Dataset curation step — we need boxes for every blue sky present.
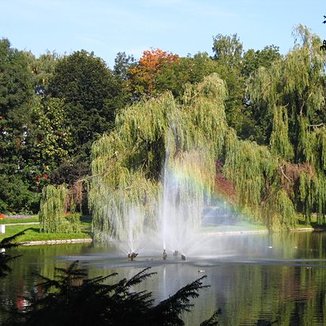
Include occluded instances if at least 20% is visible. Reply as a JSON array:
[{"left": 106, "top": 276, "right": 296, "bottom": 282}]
[{"left": 0, "top": 0, "right": 325, "bottom": 68}]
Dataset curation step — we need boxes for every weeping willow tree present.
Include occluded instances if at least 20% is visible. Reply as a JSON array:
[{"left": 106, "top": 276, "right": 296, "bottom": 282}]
[
  {"left": 89, "top": 27, "right": 326, "bottom": 237},
  {"left": 247, "top": 25, "right": 326, "bottom": 225},
  {"left": 270, "top": 105, "right": 294, "bottom": 160},
  {"left": 297, "top": 127, "right": 326, "bottom": 224},
  {"left": 89, "top": 74, "right": 230, "bottom": 240},
  {"left": 39, "top": 184, "right": 81, "bottom": 233}
]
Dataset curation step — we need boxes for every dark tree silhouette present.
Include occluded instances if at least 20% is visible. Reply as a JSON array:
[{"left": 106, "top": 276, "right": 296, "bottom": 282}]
[
  {"left": 0, "top": 229, "right": 29, "bottom": 278},
  {"left": 5, "top": 261, "right": 220, "bottom": 326}
]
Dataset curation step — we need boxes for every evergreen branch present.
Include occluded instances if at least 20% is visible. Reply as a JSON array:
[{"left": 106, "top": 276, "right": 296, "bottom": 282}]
[
  {"left": 0, "top": 230, "right": 30, "bottom": 278},
  {"left": 200, "top": 308, "right": 221, "bottom": 326},
  {"left": 124, "top": 266, "right": 157, "bottom": 287},
  {"left": 147, "top": 275, "right": 209, "bottom": 325}
]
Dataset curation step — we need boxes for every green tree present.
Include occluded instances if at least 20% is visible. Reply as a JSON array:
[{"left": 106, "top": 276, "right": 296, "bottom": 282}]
[
  {"left": 128, "top": 48, "right": 179, "bottom": 100},
  {"left": 48, "top": 50, "right": 123, "bottom": 159},
  {"left": 155, "top": 52, "right": 220, "bottom": 100},
  {"left": 320, "top": 15, "right": 326, "bottom": 50},
  {"left": 211, "top": 34, "right": 282, "bottom": 142},
  {"left": 39, "top": 184, "right": 81, "bottom": 233},
  {"left": 211, "top": 34, "right": 247, "bottom": 137},
  {"left": 247, "top": 25, "right": 326, "bottom": 223},
  {"left": 242, "top": 45, "right": 281, "bottom": 77},
  {"left": 248, "top": 25, "right": 325, "bottom": 161},
  {"left": 0, "top": 39, "right": 38, "bottom": 213},
  {"left": 0, "top": 173, "right": 39, "bottom": 213},
  {"left": 113, "top": 51, "right": 135, "bottom": 81},
  {"left": 26, "top": 50, "right": 59, "bottom": 96},
  {"left": 25, "top": 97, "right": 73, "bottom": 179},
  {"left": 240, "top": 45, "right": 282, "bottom": 143},
  {"left": 89, "top": 74, "right": 229, "bottom": 239},
  {"left": 212, "top": 33, "right": 243, "bottom": 66}
]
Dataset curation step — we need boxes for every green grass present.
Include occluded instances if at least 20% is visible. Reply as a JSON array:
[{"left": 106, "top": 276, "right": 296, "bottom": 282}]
[
  {"left": 0, "top": 216, "right": 39, "bottom": 224},
  {"left": 0, "top": 220, "right": 92, "bottom": 243}
]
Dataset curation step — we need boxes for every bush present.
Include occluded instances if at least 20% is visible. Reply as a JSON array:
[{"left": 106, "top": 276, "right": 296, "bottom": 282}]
[{"left": 56, "top": 213, "right": 82, "bottom": 233}]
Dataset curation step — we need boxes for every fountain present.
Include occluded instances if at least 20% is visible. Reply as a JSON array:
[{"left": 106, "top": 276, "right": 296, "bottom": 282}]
[
  {"left": 111, "top": 149, "right": 230, "bottom": 261},
  {"left": 157, "top": 152, "right": 209, "bottom": 260},
  {"left": 89, "top": 74, "right": 237, "bottom": 260}
]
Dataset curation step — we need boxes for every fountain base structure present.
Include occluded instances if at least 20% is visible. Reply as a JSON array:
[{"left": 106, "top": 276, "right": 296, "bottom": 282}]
[{"left": 128, "top": 252, "right": 138, "bottom": 261}]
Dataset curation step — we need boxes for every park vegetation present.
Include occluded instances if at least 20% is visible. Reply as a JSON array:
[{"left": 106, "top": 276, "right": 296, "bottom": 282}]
[{"left": 1, "top": 25, "right": 326, "bottom": 233}]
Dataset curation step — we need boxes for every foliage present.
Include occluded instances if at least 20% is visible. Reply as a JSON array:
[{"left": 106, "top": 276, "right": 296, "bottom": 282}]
[
  {"left": 269, "top": 105, "right": 294, "bottom": 160},
  {"left": 5, "top": 262, "right": 219, "bottom": 326},
  {"left": 39, "top": 185, "right": 81, "bottom": 233},
  {"left": 0, "top": 39, "right": 34, "bottom": 119},
  {"left": 128, "top": 48, "right": 179, "bottom": 99},
  {"left": 241, "top": 45, "right": 281, "bottom": 78},
  {"left": 48, "top": 50, "right": 117, "bottom": 113},
  {"left": 89, "top": 74, "right": 229, "bottom": 239},
  {"left": 0, "top": 38, "right": 38, "bottom": 213},
  {"left": 25, "top": 50, "right": 59, "bottom": 95},
  {"left": 0, "top": 27, "right": 326, "bottom": 227},
  {"left": 222, "top": 131, "right": 293, "bottom": 228},
  {"left": 113, "top": 52, "right": 136, "bottom": 80},
  {"left": 154, "top": 52, "right": 220, "bottom": 100},
  {"left": 91, "top": 61, "right": 326, "bottom": 230},
  {"left": 48, "top": 159, "right": 90, "bottom": 187},
  {"left": 212, "top": 33, "right": 243, "bottom": 67},
  {"left": 321, "top": 15, "right": 326, "bottom": 50},
  {"left": 47, "top": 50, "right": 124, "bottom": 161},
  {"left": 211, "top": 34, "right": 250, "bottom": 139},
  {"left": 247, "top": 25, "right": 326, "bottom": 224},
  {"left": 27, "top": 97, "right": 73, "bottom": 172},
  {"left": 0, "top": 173, "right": 40, "bottom": 213},
  {"left": 212, "top": 35, "right": 282, "bottom": 142}
]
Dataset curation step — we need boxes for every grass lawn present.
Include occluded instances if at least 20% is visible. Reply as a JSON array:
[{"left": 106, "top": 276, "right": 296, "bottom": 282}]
[
  {"left": 0, "top": 217, "right": 92, "bottom": 242},
  {"left": 0, "top": 216, "right": 39, "bottom": 224}
]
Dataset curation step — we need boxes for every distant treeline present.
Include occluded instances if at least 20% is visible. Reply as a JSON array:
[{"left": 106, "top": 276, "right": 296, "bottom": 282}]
[{"left": 1, "top": 25, "right": 326, "bottom": 228}]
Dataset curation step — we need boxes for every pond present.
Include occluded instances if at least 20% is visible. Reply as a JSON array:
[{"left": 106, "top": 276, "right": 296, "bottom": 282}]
[{"left": 1, "top": 231, "right": 326, "bottom": 325}]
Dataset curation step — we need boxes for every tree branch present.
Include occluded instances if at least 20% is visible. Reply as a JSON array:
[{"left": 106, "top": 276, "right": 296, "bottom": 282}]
[{"left": 279, "top": 165, "right": 292, "bottom": 183}]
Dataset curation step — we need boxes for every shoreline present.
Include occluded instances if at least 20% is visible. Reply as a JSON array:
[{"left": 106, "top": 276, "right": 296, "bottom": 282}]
[
  {"left": 17, "top": 227, "right": 319, "bottom": 246},
  {"left": 20, "top": 238, "right": 93, "bottom": 246}
]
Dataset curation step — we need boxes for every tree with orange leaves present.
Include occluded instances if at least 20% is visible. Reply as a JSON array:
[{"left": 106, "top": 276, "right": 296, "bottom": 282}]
[{"left": 129, "top": 48, "right": 179, "bottom": 99}]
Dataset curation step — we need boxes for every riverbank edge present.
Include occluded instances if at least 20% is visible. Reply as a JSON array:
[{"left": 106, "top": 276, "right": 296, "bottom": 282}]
[
  {"left": 17, "top": 226, "right": 318, "bottom": 246},
  {"left": 19, "top": 238, "right": 93, "bottom": 246}
]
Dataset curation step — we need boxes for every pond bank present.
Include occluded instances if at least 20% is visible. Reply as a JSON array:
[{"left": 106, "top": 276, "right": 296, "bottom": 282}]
[
  {"left": 20, "top": 238, "right": 93, "bottom": 246},
  {"left": 19, "top": 228, "right": 319, "bottom": 246}
]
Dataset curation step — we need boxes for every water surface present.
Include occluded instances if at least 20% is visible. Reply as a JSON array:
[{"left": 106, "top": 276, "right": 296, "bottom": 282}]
[{"left": 1, "top": 231, "right": 326, "bottom": 325}]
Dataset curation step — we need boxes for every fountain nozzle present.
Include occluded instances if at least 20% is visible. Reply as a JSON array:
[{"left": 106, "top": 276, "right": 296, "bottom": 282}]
[{"left": 128, "top": 252, "right": 138, "bottom": 261}]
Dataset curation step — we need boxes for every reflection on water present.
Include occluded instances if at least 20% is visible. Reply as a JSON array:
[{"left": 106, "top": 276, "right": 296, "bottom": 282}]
[{"left": 1, "top": 232, "right": 326, "bottom": 325}]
